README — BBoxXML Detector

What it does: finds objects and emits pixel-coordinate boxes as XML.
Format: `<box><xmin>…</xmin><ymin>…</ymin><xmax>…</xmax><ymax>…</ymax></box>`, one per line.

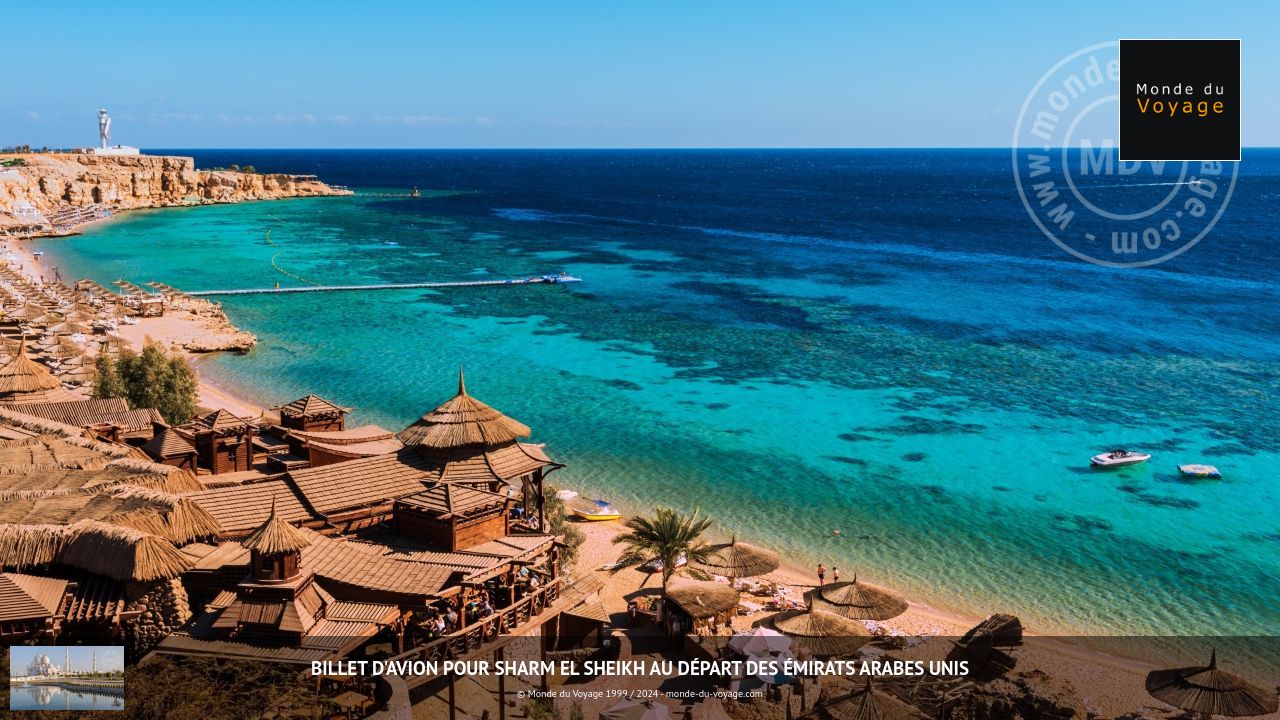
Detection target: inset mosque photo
<box><xmin>8</xmin><ymin>646</ymin><xmax>125</xmax><ymax>711</ymax></box>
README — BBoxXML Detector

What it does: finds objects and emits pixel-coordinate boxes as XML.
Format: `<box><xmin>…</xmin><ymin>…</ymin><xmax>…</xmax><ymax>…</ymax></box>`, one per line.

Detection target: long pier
<box><xmin>183</xmin><ymin>275</ymin><xmax>581</xmax><ymax>297</ymax></box>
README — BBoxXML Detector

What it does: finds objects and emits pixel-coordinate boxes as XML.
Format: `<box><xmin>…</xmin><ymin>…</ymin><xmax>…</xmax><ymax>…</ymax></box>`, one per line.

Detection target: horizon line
<box><xmin>117</xmin><ymin>146</ymin><xmax>1278</xmax><ymax>152</ymax></box>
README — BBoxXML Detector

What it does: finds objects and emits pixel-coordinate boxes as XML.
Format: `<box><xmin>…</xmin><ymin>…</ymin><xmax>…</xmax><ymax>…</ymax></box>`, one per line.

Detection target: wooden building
<box><xmin>176</xmin><ymin>409</ymin><xmax>256</xmax><ymax>475</ymax></box>
<box><xmin>141</xmin><ymin>424</ymin><xmax>198</xmax><ymax>471</ymax></box>
<box><xmin>397</xmin><ymin>370</ymin><xmax>562</xmax><ymax>529</ymax></box>
<box><xmin>393</xmin><ymin>484</ymin><xmax>510</xmax><ymax>551</ymax></box>
<box><xmin>276</xmin><ymin>394</ymin><xmax>351</xmax><ymax>434</ymax></box>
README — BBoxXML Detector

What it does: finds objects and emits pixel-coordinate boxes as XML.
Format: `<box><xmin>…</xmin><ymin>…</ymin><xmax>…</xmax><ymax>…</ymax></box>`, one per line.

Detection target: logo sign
<box><xmin>1013</xmin><ymin>42</ymin><xmax>1238</xmax><ymax>268</ymax></box>
<box><xmin>1119</xmin><ymin>39</ymin><xmax>1241</xmax><ymax>162</ymax></box>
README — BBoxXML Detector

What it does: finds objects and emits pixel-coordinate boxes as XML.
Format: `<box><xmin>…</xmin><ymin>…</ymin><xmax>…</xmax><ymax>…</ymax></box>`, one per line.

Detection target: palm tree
<box><xmin>611</xmin><ymin>507</ymin><xmax>714</xmax><ymax>596</ymax></box>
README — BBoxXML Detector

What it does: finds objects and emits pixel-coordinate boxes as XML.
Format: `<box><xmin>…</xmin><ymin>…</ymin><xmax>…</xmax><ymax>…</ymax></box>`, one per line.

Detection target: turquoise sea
<box><xmin>34</xmin><ymin>150</ymin><xmax>1280</xmax><ymax>640</ymax></box>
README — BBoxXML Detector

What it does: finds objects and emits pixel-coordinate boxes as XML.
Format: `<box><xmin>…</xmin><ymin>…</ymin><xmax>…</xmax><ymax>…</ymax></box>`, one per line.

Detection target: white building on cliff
<box><xmin>89</xmin><ymin>108</ymin><xmax>140</xmax><ymax>156</ymax></box>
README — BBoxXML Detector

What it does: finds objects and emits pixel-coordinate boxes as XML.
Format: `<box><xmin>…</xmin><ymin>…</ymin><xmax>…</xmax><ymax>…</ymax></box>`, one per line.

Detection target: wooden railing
<box><xmin>392</xmin><ymin>577</ymin><xmax>563</xmax><ymax>675</ymax></box>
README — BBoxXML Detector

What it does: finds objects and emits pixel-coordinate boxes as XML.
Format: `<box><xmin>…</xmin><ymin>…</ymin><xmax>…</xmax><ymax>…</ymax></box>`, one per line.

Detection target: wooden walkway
<box><xmin>184</xmin><ymin>275</ymin><xmax>582</xmax><ymax>297</ymax></box>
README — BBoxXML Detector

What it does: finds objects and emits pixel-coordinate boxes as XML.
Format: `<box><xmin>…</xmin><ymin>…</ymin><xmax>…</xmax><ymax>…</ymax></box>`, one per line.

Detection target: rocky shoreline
<box><xmin>0</xmin><ymin>152</ymin><xmax>350</xmax><ymax>237</ymax></box>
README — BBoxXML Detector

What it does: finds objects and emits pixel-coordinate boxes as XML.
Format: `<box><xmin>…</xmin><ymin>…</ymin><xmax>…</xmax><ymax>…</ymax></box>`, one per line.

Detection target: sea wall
<box><xmin>0</xmin><ymin>152</ymin><xmax>350</xmax><ymax>235</ymax></box>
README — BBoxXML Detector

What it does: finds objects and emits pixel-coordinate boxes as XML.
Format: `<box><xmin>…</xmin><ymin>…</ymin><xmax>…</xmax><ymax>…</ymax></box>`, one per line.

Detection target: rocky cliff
<box><xmin>0</xmin><ymin>152</ymin><xmax>350</xmax><ymax>235</ymax></box>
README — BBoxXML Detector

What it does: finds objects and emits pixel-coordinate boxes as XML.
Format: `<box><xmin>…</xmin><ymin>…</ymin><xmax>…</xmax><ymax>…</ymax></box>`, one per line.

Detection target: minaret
<box><xmin>93</xmin><ymin>649</ymin><xmax>96</xmax><ymax>674</ymax></box>
<box><xmin>65</xmin><ymin>647</ymin><xmax>70</xmax><ymax>675</ymax></box>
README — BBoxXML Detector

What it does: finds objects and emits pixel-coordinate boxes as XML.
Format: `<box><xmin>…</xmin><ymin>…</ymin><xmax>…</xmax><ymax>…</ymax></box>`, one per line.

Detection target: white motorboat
<box><xmin>1090</xmin><ymin>449</ymin><xmax>1151</xmax><ymax>468</ymax></box>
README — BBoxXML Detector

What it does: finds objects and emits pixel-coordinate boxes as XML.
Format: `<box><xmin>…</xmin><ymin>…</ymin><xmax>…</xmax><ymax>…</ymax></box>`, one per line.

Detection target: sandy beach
<box><xmin>7</xmin><ymin>237</ymin><xmax>272</xmax><ymax>420</ymax></box>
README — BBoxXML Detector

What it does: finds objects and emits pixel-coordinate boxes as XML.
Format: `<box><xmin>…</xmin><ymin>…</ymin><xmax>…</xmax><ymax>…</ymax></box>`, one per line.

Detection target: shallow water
<box><xmin>36</xmin><ymin>149</ymin><xmax>1280</xmax><ymax>638</ymax></box>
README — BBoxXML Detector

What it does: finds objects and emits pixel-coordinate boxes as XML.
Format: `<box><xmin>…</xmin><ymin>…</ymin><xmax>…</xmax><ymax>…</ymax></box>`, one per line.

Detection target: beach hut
<box><xmin>0</xmin><ymin>339</ymin><xmax>77</xmax><ymax>404</ymax></box>
<box><xmin>1145</xmin><ymin>649</ymin><xmax>1278</xmax><ymax>718</ymax></box>
<box><xmin>276</xmin><ymin>393</ymin><xmax>351</xmax><ymax>434</ymax></box>
<box><xmin>178</xmin><ymin>409</ymin><xmax>257</xmax><ymax>474</ymax></box>
<box><xmin>804</xmin><ymin>679</ymin><xmax>925</xmax><ymax>720</ymax></box>
<box><xmin>397</xmin><ymin>369</ymin><xmax>562</xmax><ymax>528</ymax></box>
<box><xmin>141</xmin><ymin>424</ymin><xmax>199</xmax><ymax>472</ymax></box>
<box><xmin>770</xmin><ymin>604</ymin><xmax>872</xmax><ymax>657</ymax></box>
<box><xmin>664</xmin><ymin>580</ymin><xmax>741</xmax><ymax>635</ymax></box>
<box><xmin>691</xmin><ymin>536</ymin><xmax>780</xmax><ymax>579</ymax></box>
<box><xmin>808</xmin><ymin>575</ymin><xmax>908</xmax><ymax>621</ymax></box>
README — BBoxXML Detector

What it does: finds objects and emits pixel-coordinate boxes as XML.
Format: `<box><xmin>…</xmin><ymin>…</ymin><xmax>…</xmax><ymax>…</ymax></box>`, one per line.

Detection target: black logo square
<box><xmin>1119</xmin><ymin>39</ymin><xmax>1240</xmax><ymax>161</ymax></box>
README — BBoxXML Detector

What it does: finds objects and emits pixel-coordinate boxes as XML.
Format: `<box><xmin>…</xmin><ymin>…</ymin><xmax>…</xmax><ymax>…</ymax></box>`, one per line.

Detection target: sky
<box><xmin>2</xmin><ymin>1</ymin><xmax>1276</xmax><ymax>148</ymax></box>
<box><xmin>10</xmin><ymin>646</ymin><xmax>125</xmax><ymax>676</ymax></box>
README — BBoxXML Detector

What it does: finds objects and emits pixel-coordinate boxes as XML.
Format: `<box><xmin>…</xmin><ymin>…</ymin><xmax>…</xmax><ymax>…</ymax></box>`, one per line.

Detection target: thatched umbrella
<box><xmin>770</xmin><ymin>604</ymin><xmax>872</xmax><ymax>657</ymax></box>
<box><xmin>1146</xmin><ymin>650</ymin><xmax>1278</xmax><ymax>718</ymax></box>
<box><xmin>0</xmin><ymin>338</ymin><xmax>76</xmax><ymax>403</ymax></box>
<box><xmin>692</xmin><ymin>536</ymin><xmax>780</xmax><ymax>578</ymax></box>
<box><xmin>805</xmin><ymin>679</ymin><xmax>926</xmax><ymax>720</ymax></box>
<box><xmin>56</xmin><ymin>365</ymin><xmax>96</xmax><ymax>385</ymax></box>
<box><xmin>666</xmin><ymin>580</ymin><xmax>741</xmax><ymax>619</ymax></box>
<box><xmin>48</xmin><ymin>320</ymin><xmax>92</xmax><ymax>335</ymax></box>
<box><xmin>398</xmin><ymin>368</ymin><xmax>531</xmax><ymax>448</ymax></box>
<box><xmin>808</xmin><ymin>575</ymin><xmax>909</xmax><ymax>621</ymax></box>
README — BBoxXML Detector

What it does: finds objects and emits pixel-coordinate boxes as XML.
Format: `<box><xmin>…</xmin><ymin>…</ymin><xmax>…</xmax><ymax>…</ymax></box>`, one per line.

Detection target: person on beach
<box><xmin>833</xmin><ymin>566</ymin><xmax>840</xmax><ymax>583</ymax></box>
<box><xmin>817</xmin><ymin>563</ymin><xmax>826</xmax><ymax>584</ymax></box>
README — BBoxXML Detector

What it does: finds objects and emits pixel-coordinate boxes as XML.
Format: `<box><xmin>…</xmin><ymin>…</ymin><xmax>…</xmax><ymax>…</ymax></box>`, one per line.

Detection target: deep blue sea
<box><xmin>35</xmin><ymin>149</ymin><xmax>1280</xmax><ymax>639</ymax></box>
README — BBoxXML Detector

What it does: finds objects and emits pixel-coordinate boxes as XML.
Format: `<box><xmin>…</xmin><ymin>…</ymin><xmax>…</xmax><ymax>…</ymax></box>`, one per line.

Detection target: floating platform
<box><xmin>182</xmin><ymin>274</ymin><xmax>582</xmax><ymax>297</ymax></box>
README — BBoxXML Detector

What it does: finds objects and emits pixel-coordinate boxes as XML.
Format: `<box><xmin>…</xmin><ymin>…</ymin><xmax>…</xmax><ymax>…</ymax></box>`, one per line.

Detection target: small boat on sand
<box><xmin>1178</xmin><ymin>464</ymin><xmax>1222</xmax><ymax>478</ymax></box>
<box><xmin>572</xmin><ymin>499</ymin><xmax>622</xmax><ymax>522</ymax></box>
<box><xmin>1091</xmin><ymin>449</ymin><xmax>1151</xmax><ymax>468</ymax></box>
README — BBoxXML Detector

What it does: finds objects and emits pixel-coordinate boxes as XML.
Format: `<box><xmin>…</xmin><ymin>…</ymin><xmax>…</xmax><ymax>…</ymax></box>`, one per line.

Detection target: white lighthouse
<box><xmin>91</xmin><ymin>108</ymin><xmax>140</xmax><ymax>156</ymax></box>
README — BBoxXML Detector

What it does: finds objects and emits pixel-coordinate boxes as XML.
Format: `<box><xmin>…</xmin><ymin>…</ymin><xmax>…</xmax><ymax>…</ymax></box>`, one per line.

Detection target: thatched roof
<box><xmin>0</xmin><ymin>521</ymin><xmax>191</xmax><ymax>582</ymax></box>
<box><xmin>0</xmin><ymin>434</ymin><xmax>113</xmax><ymax>471</ymax></box>
<box><xmin>103</xmin><ymin>488</ymin><xmax>223</xmax><ymax>543</ymax></box>
<box><xmin>0</xmin><ymin>479</ymin><xmax>218</xmax><ymax>543</ymax></box>
<box><xmin>805</xmin><ymin>679</ymin><xmax>925</xmax><ymax>720</ymax></box>
<box><xmin>0</xmin><ymin>338</ymin><xmax>68</xmax><ymax>402</ymax></box>
<box><xmin>666</xmin><ymin>581</ymin><xmax>741</xmax><ymax>619</ymax></box>
<box><xmin>957</xmin><ymin>613</ymin><xmax>1023</xmax><ymax>649</ymax></box>
<box><xmin>1145</xmin><ymin>650</ymin><xmax>1279</xmax><ymax>717</ymax></box>
<box><xmin>769</xmin><ymin>605</ymin><xmax>872</xmax><ymax>657</ymax></box>
<box><xmin>240</xmin><ymin>499</ymin><xmax>311</xmax><ymax>555</ymax></box>
<box><xmin>397</xmin><ymin>369</ymin><xmax>531</xmax><ymax>449</ymax></box>
<box><xmin>692</xmin><ymin>537</ymin><xmax>780</xmax><ymax>578</ymax></box>
<box><xmin>809</xmin><ymin>576</ymin><xmax>909</xmax><ymax>621</ymax></box>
